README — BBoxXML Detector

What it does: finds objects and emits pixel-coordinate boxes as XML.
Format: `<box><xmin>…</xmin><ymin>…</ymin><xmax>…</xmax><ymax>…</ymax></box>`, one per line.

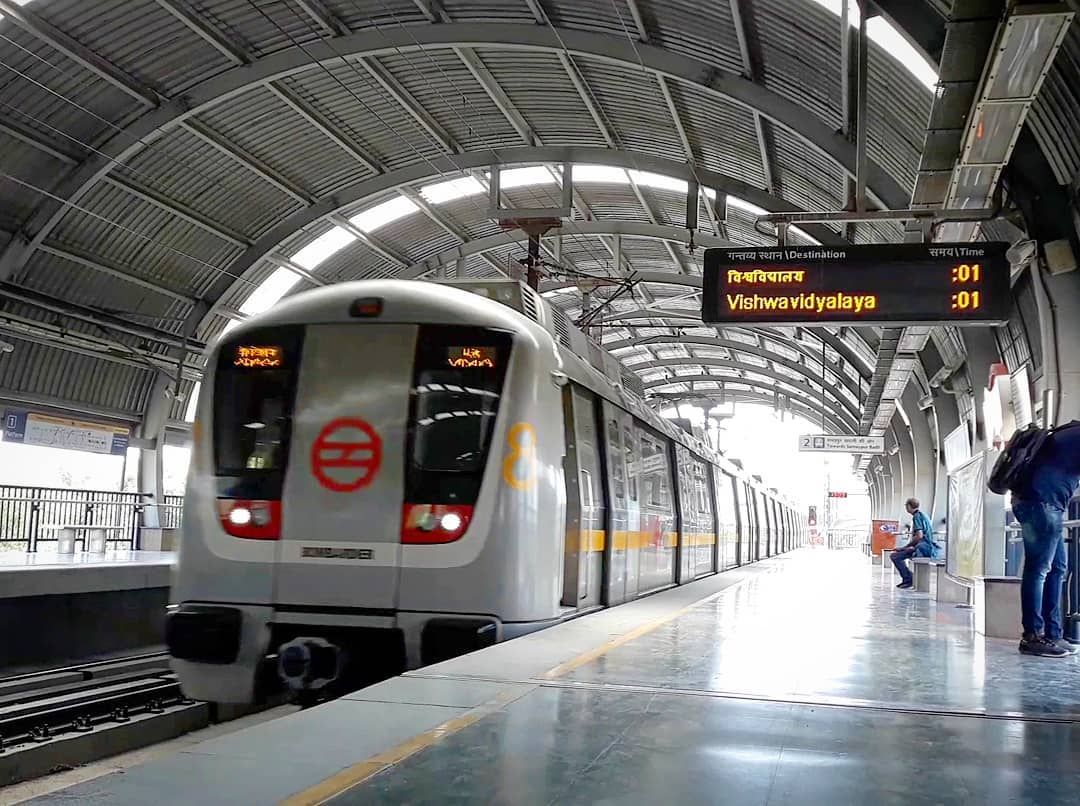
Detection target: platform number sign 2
<box><xmin>502</xmin><ymin>423</ymin><xmax>538</xmax><ymax>491</ymax></box>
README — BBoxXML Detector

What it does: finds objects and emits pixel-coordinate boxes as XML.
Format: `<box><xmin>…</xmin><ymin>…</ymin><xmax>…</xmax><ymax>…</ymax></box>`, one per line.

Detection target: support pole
<box><xmin>855</xmin><ymin>0</ymin><xmax>869</xmax><ymax>214</ymax></box>
<box><xmin>526</xmin><ymin>233</ymin><xmax>541</xmax><ymax>290</ymax></box>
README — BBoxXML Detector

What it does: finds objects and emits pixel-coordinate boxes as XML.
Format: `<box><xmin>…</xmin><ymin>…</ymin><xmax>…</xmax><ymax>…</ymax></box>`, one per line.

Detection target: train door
<box><xmin>765</xmin><ymin>499</ymin><xmax>775</xmax><ymax>558</ymax></box>
<box><xmin>675</xmin><ymin>445</ymin><xmax>694</xmax><ymax>584</ymax></box>
<box><xmin>560</xmin><ymin>385</ymin><xmax>605</xmax><ymax>610</ymax></box>
<box><xmin>696</xmin><ymin>458</ymin><xmax>718</xmax><ymax>578</ymax></box>
<box><xmin>637</xmin><ymin>428</ymin><xmax>677</xmax><ymax>593</ymax></box>
<box><xmin>622</xmin><ymin>419</ymin><xmax>642</xmax><ymax>600</ymax></box>
<box><xmin>714</xmin><ymin>470</ymin><xmax>738</xmax><ymax>571</ymax></box>
<box><xmin>738</xmin><ymin>482</ymin><xmax>753</xmax><ymax>564</ymax></box>
<box><xmin>600</xmin><ymin>401</ymin><xmax>630</xmax><ymax>606</ymax></box>
<box><xmin>682</xmin><ymin>454</ymin><xmax>715</xmax><ymax>580</ymax></box>
<box><xmin>753</xmin><ymin>490</ymin><xmax>766</xmax><ymax>562</ymax></box>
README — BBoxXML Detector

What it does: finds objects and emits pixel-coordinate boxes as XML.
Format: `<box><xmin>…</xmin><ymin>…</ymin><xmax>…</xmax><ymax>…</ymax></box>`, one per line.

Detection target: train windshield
<box><xmin>213</xmin><ymin>326</ymin><xmax>304</xmax><ymax>475</ymax></box>
<box><xmin>408</xmin><ymin>326</ymin><xmax>512</xmax><ymax>500</ymax></box>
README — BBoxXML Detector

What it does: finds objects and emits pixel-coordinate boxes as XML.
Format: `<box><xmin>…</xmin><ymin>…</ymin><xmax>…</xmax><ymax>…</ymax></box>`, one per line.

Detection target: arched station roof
<box><xmin>0</xmin><ymin>0</ymin><xmax>1074</xmax><ymax>455</ymax></box>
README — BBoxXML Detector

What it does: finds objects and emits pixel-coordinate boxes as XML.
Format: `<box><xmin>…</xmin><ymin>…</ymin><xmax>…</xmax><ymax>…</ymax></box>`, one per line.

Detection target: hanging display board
<box><xmin>702</xmin><ymin>242</ymin><xmax>1010</xmax><ymax>326</ymax></box>
<box><xmin>2</xmin><ymin>409</ymin><xmax>130</xmax><ymax>456</ymax></box>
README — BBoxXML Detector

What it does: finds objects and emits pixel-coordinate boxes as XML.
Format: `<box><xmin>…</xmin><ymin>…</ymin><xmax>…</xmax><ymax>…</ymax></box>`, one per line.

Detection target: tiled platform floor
<box><xmin>20</xmin><ymin>550</ymin><xmax>1080</xmax><ymax>805</ymax></box>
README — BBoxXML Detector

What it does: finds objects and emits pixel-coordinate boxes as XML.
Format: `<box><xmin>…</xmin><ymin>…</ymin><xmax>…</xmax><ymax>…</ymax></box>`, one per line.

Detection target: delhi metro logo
<box><xmin>310</xmin><ymin>418</ymin><xmax>383</xmax><ymax>492</ymax></box>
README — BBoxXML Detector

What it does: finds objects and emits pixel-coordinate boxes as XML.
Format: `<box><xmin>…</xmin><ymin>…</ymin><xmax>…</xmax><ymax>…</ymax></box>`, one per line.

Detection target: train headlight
<box><xmin>228</xmin><ymin>507</ymin><xmax>252</xmax><ymax>526</ymax></box>
<box><xmin>402</xmin><ymin>504</ymin><xmax>473</xmax><ymax>544</ymax></box>
<box><xmin>217</xmin><ymin>498</ymin><xmax>282</xmax><ymax>540</ymax></box>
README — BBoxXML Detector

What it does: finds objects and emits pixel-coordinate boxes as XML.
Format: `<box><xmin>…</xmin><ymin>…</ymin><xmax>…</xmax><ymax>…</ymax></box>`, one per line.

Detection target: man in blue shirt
<box><xmin>890</xmin><ymin>498</ymin><xmax>939</xmax><ymax>589</ymax></box>
<box><xmin>1012</xmin><ymin>422</ymin><xmax>1080</xmax><ymax>658</ymax></box>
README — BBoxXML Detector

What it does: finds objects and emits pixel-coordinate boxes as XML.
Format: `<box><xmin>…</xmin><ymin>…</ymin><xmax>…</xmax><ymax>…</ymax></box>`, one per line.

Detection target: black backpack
<box><xmin>987</xmin><ymin>421</ymin><xmax>1078</xmax><ymax>495</ymax></box>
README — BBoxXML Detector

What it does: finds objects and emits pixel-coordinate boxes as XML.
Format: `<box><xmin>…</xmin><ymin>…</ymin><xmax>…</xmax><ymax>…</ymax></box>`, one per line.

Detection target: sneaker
<box><xmin>1019</xmin><ymin>636</ymin><xmax>1069</xmax><ymax>657</ymax></box>
<box><xmin>1045</xmin><ymin>638</ymin><xmax>1078</xmax><ymax>656</ymax></box>
<box><xmin>897</xmin><ymin>582</ymin><xmax>913</xmax><ymax>590</ymax></box>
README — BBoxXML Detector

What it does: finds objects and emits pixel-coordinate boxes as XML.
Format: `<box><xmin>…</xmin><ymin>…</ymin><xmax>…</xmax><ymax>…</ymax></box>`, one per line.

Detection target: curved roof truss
<box><xmin>646</xmin><ymin>376</ymin><xmax>856</xmax><ymax>434</ymax></box>
<box><xmin>632</xmin><ymin>358</ymin><xmax>861</xmax><ymax>422</ymax></box>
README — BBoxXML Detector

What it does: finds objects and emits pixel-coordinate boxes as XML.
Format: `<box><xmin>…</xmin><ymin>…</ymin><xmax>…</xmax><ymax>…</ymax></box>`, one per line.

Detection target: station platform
<box><xmin>0</xmin><ymin>551</ymin><xmax>173</xmax><ymax>671</ymax></box>
<box><xmin>17</xmin><ymin>549</ymin><xmax>1080</xmax><ymax>805</ymax></box>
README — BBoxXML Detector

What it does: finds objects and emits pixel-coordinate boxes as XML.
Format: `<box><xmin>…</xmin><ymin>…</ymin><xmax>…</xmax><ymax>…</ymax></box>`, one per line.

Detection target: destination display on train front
<box><xmin>702</xmin><ymin>242</ymin><xmax>1010</xmax><ymax>326</ymax></box>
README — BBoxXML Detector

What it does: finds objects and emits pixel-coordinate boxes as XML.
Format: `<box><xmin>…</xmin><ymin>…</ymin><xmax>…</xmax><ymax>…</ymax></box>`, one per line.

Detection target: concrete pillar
<box><xmin>137</xmin><ymin>371</ymin><xmax>174</xmax><ymax>534</ymax></box>
<box><xmin>893</xmin><ymin>420</ymin><xmax>915</xmax><ymax>516</ymax></box>
<box><xmin>1042</xmin><ymin>267</ymin><xmax>1080</xmax><ymax>423</ymax></box>
<box><xmin>901</xmin><ymin>387</ymin><xmax>937</xmax><ymax>520</ymax></box>
<box><xmin>960</xmin><ymin>327</ymin><xmax>1002</xmax><ymax>454</ymax></box>
<box><xmin>886</xmin><ymin>450</ymin><xmax>902</xmax><ymax>521</ymax></box>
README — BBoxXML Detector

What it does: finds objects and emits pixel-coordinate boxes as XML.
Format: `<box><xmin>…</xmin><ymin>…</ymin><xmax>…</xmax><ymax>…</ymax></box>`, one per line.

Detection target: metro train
<box><xmin>166</xmin><ymin>279</ymin><xmax>805</xmax><ymax>704</ymax></box>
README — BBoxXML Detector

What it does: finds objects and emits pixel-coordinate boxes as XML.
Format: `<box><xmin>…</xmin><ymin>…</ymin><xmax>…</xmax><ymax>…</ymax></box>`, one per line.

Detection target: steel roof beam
<box><xmin>4</xmin><ymin>22</ymin><xmax>907</xmax><ymax>283</ymax></box>
<box><xmin>413</xmin><ymin>0</ymin><xmax>450</xmax><ymax>24</ymax></box>
<box><xmin>729</xmin><ymin>0</ymin><xmax>776</xmax><ymax>196</ymax></box>
<box><xmin>0</xmin><ymin>312</ymin><xmax>203</xmax><ymax>380</ymax></box>
<box><xmin>455</xmin><ymin>47</ymin><xmax>537</xmax><ymax>145</ymax></box>
<box><xmin>652</xmin><ymin>387</ymin><xmax>852</xmax><ymax>436</ymax></box>
<box><xmin>0</xmin><ymin>282</ymin><xmax>205</xmax><ymax>351</ymax></box>
<box><xmin>558</xmin><ymin>52</ymin><xmax>614</xmax><ymax>148</ymax></box>
<box><xmin>152</xmin><ymin>0</ymin><xmax>249</xmax><ymax>66</ymax></box>
<box><xmin>634</xmin><ymin>357</ymin><xmax>860</xmax><ymax>420</ymax></box>
<box><xmin>180</xmin><ymin>120</ymin><xmax>314</xmax><ymax>206</ymax></box>
<box><xmin>644</xmin><ymin>375</ymin><xmax>858</xmax><ymax>433</ymax></box>
<box><xmin>37</xmin><ymin>243</ymin><xmax>197</xmax><ymax>305</ymax></box>
<box><xmin>624</xmin><ymin>0</ymin><xmax>650</xmax><ymax>42</ymax></box>
<box><xmin>607</xmin><ymin>334</ymin><xmax>862</xmax><ymax>399</ymax></box>
<box><xmin>399</xmin><ymin>188</ymin><xmax>504</xmax><ymax>275</ymax></box>
<box><xmin>404</xmin><ymin>222</ymin><xmax>733</xmax><ymax>279</ymax></box>
<box><xmin>0</xmin><ymin>119</ymin><xmax>79</xmax><ymax>165</ymax></box>
<box><xmin>291</xmin><ymin>0</ymin><xmax>349</xmax><ymax>37</ymax></box>
<box><xmin>263</xmin><ymin>253</ymin><xmax>328</xmax><ymax>286</ymax></box>
<box><xmin>265</xmin><ymin>82</ymin><xmax>383</xmax><ymax>173</ymax></box>
<box><xmin>327</xmin><ymin>214</ymin><xmax>411</xmax><ymax>269</ymax></box>
<box><xmin>101</xmin><ymin>175</ymin><xmax>251</xmax><ymax>249</ymax></box>
<box><xmin>358</xmin><ymin>58</ymin><xmax>458</xmax><ymax>153</ymax></box>
<box><xmin>0</xmin><ymin>0</ymin><xmax>159</xmax><ymax>108</ymax></box>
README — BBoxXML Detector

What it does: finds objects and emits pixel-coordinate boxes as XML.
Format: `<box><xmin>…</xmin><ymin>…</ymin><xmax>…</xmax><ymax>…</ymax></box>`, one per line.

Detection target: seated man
<box><xmin>891</xmin><ymin>498</ymin><xmax>938</xmax><ymax>589</ymax></box>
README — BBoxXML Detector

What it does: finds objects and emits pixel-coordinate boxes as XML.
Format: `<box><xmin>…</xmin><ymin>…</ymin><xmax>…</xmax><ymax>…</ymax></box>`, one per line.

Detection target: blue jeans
<box><xmin>891</xmin><ymin>542</ymin><xmax>934</xmax><ymax>585</ymax></box>
<box><xmin>1014</xmin><ymin>501</ymin><xmax>1067</xmax><ymax>640</ymax></box>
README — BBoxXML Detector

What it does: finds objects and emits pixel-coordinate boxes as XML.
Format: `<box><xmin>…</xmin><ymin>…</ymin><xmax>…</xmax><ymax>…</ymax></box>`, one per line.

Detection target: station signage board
<box><xmin>702</xmin><ymin>242</ymin><xmax>1010</xmax><ymax>326</ymax></box>
<box><xmin>798</xmin><ymin>434</ymin><xmax>885</xmax><ymax>454</ymax></box>
<box><xmin>2</xmin><ymin>409</ymin><xmax>130</xmax><ymax>456</ymax></box>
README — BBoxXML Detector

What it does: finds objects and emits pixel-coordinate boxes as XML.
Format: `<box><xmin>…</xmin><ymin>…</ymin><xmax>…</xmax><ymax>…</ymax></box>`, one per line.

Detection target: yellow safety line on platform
<box><xmin>282</xmin><ymin>567</ymin><xmax>755</xmax><ymax>804</ymax></box>
<box><xmin>279</xmin><ymin>686</ymin><xmax>536</xmax><ymax>806</ymax></box>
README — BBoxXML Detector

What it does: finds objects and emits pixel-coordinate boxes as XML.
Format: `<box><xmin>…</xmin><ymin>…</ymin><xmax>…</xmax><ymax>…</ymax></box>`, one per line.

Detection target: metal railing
<box><xmin>0</xmin><ymin>485</ymin><xmax>184</xmax><ymax>552</ymax></box>
<box><xmin>826</xmin><ymin>529</ymin><xmax>866</xmax><ymax>550</ymax></box>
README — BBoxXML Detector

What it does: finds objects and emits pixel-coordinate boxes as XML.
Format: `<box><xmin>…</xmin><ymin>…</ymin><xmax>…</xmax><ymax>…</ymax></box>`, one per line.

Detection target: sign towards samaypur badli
<box><xmin>798</xmin><ymin>435</ymin><xmax>886</xmax><ymax>454</ymax></box>
<box><xmin>701</xmin><ymin>242</ymin><xmax>1010</xmax><ymax>327</ymax></box>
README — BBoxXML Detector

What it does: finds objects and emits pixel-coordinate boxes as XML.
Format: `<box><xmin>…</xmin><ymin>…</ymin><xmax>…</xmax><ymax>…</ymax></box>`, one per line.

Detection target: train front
<box><xmin>164</xmin><ymin>282</ymin><xmax>564</xmax><ymax>704</ymax></box>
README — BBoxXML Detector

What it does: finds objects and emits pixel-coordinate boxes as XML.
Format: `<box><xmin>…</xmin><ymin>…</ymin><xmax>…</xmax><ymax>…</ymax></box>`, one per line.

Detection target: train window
<box><xmin>407</xmin><ymin>326</ymin><xmax>512</xmax><ymax>502</ymax></box>
<box><xmin>694</xmin><ymin>461</ymin><xmax>712</xmax><ymax>521</ymax></box>
<box><xmin>623</xmin><ymin>425</ymin><xmax>639</xmax><ymax>502</ymax></box>
<box><xmin>639</xmin><ymin>432</ymin><xmax>671</xmax><ymax>508</ymax></box>
<box><xmin>608</xmin><ymin>420</ymin><xmax>626</xmax><ymax>500</ymax></box>
<box><xmin>693</xmin><ymin>461</ymin><xmax>709</xmax><ymax>515</ymax></box>
<box><xmin>213</xmin><ymin>326</ymin><xmax>304</xmax><ymax>476</ymax></box>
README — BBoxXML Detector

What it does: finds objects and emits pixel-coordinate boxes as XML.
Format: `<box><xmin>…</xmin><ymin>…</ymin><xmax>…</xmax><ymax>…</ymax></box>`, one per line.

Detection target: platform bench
<box><xmin>912</xmin><ymin>558</ymin><xmax>944</xmax><ymax>593</ymax></box>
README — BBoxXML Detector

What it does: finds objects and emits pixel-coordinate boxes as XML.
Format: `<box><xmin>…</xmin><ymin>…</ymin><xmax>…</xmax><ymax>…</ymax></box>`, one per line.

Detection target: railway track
<box><xmin>0</xmin><ymin>653</ymin><xmax>209</xmax><ymax>788</ymax></box>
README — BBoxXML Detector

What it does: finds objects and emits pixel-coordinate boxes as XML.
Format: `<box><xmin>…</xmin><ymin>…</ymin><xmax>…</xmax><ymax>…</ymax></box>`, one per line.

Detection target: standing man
<box><xmin>890</xmin><ymin>498</ymin><xmax>938</xmax><ymax>590</ymax></box>
<box><xmin>1011</xmin><ymin>422</ymin><xmax>1080</xmax><ymax>658</ymax></box>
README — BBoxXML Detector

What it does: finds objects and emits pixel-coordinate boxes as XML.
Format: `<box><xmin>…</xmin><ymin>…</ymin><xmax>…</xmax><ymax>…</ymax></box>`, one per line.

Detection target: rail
<box><xmin>0</xmin><ymin>485</ymin><xmax>184</xmax><ymax>552</ymax></box>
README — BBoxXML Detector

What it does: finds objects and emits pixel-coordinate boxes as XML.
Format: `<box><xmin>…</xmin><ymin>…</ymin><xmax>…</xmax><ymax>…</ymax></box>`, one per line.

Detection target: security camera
<box><xmin>0</xmin><ymin>340</ymin><xmax>14</xmax><ymax>354</ymax></box>
<box><xmin>1006</xmin><ymin>239</ymin><xmax>1036</xmax><ymax>269</ymax></box>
